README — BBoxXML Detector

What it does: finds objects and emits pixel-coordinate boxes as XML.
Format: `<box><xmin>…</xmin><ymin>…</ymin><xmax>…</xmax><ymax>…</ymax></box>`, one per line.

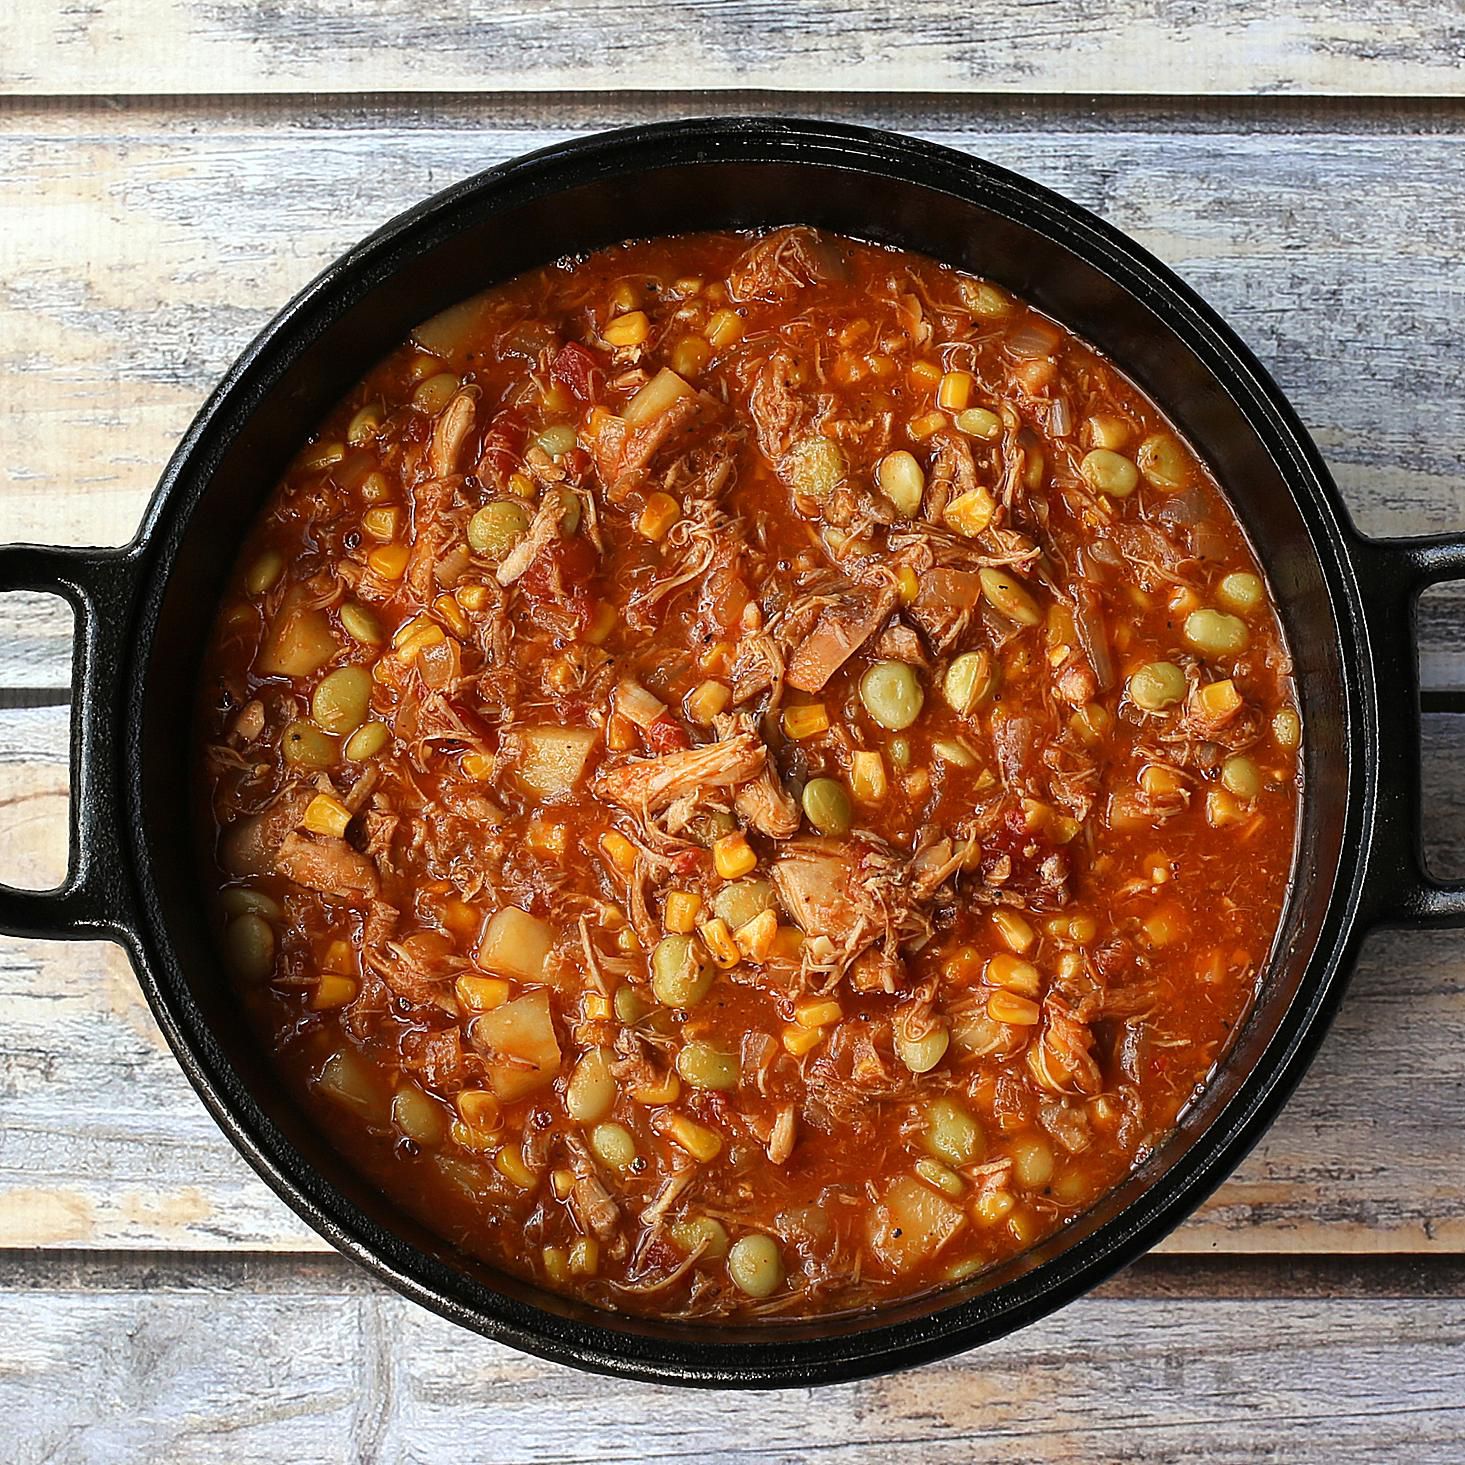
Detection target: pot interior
<box><xmin>130</xmin><ymin>131</ymin><xmax>1362</xmax><ymax>1366</ymax></box>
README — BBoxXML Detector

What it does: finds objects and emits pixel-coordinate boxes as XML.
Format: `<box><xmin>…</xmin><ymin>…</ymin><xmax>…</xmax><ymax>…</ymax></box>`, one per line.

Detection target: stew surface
<box><xmin>197</xmin><ymin>227</ymin><xmax>1301</xmax><ymax>1318</ymax></box>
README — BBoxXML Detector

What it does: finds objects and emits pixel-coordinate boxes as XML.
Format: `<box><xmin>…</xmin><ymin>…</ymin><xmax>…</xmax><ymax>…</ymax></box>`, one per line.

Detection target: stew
<box><xmin>196</xmin><ymin>227</ymin><xmax>1301</xmax><ymax>1318</ymax></box>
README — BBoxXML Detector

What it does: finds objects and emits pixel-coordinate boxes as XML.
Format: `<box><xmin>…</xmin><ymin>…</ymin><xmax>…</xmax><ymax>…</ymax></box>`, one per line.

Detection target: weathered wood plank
<box><xmin>1</xmin><ymin>699</ymin><xmax>1462</xmax><ymax>1254</ymax></box>
<box><xmin>1</xmin><ymin>1254</ymin><xmax>1462</xmax><ymax>1463</ymax></box>
<box><xmin>3</xmin><ymin>1</ymin><xmax>1464</xmax><ymax>99</ymax></box>
<box><xmin>3</xmin><ymin>100</ymin><xmax>1462</xmax><ymax>674</ymax></box>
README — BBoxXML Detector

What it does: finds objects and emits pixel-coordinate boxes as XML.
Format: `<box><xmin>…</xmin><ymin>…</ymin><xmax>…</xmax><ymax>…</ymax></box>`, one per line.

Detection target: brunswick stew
<box><xmin>197</xmin><ymin>228</ymin><xmax>1301</xmax><ymax>1318</ymax></box>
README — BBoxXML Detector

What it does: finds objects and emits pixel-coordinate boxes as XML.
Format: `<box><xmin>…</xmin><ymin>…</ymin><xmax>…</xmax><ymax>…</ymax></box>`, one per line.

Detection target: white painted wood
<box><xmin>3</xmin><ymin>0</ymin><xmax>1464</xmax><ymax>99</ymax></box>
<box><xmin>2</xmin><ymin>1256</ymin><xmax>1462</xmax><ymax>1462</ymax></box>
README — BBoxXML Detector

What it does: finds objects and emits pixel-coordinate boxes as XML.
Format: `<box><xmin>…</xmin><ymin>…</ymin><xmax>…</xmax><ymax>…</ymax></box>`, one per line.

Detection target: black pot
<box><xmin>2</xmin><ymin>117</ymin><xmax>1462</xmax><ymax>1387</ymax></box>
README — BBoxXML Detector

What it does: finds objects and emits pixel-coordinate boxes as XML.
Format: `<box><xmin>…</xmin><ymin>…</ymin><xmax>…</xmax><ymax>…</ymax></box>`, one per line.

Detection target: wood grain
<box><xmin>1</xmin><ymin>699</ymin><xmax>1463</xmax><ymax>1255</ymax></box>
<box><xmin>4</xmin><ymin>1</ymin><xmax>1465</xmax><ymax>100</ymax></box>
<box><xmin>3</xmin><ymin>99</ymin><xmax>1463</xmax><ymax>674</ymax></box>
<box><xmin>3</xmin><ymin>1254</ymin><xmax>1462</xmax><ymax>1463</ymax></box>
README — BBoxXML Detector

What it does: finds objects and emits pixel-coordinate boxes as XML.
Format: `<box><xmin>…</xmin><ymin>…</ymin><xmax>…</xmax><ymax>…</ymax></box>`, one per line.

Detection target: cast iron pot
<box><xmin>1</xmin><ymin>118</ymin><xmax>1462</xmax><ymax>1387</ymax></box>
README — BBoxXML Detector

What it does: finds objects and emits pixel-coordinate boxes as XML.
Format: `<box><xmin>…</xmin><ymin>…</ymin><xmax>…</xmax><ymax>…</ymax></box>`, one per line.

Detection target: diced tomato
<box><xmin>476</xmin><ymin>410</ymin><xmax>526</xmax><ymax>491</ymax></box>
<box><xmin>644</xmin><ymin>715</ymin><xmax>690</xmax><ymax>754</ymax></box>
<box><xmin>520</xmin><ymin>536</ymin><xmax>598</xmax><ymax>633</ymax></box>
<box><xmin>671</xmin><ymin>848</ymin><xmax>704</xmax><ymax>878</ymax></box>
<box><xmin>550</xmin><ymin>341</ymin><xmax>606</xmax><ymax>404</ymax></box>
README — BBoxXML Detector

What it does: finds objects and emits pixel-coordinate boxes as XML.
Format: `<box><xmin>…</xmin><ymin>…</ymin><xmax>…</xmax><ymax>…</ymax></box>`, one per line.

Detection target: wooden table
<box><xmin>3</xmin><ymin>8</ymin><xmax>1465</xmax><ymax>1458</ymax></box>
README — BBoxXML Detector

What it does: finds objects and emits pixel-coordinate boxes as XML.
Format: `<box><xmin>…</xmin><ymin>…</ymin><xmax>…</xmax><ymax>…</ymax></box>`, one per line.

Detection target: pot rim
<box><xmin>117</xmin><ymin>116</ymin><xmax>1378</xmax><ymax>1386</ymax></box>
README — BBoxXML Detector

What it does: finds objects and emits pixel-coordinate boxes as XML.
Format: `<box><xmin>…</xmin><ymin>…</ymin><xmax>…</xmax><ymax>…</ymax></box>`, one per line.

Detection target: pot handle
<box><xmin>0</xmin><ymin>543</ymin><xmax>141</xmax><ymax>942</ymax></box>
<box><xmin>1357</xmin><ymin>532</ymin><xmax>1465</xmax><ymax>929</ymax></box>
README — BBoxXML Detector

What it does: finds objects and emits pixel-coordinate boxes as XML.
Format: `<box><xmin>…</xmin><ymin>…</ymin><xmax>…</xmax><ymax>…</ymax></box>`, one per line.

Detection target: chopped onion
<box><xmin>1004</xmin><ymin>319</ymin><xmax>1063</xmax><ymax>360</ymax></box>
<box><xmin>615</xmin><ymin>678</ymin><xmax>667</xmax><ymax>729</ymax></box>
<box><xmin>1048</xmin><ymin>396</ymin><xmax>1072</xmax><ymax>437</ymax></box>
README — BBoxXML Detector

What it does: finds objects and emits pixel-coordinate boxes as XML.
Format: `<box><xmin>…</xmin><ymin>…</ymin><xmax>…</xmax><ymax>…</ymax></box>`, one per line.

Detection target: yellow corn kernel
<box><xmin>908</xmin><ymin>410</ymin><xmax>948</xmax><ymax>440</ymax></box>
<box><xmin>460</xmin><ymin>751</ymin><xmax>494</xmax><ymax>781</ymax></box>
<box><xmin>301</xmin><ymin>793</ymin><xmax>352</xmax><ymax>839</ymax></box>
<box><xmin>632</xmin><ymin>1070</ymin><xmax>681</xmax><ymax>1106</ymax></box>
<box><xmin>542</xmin><ymin>1246</ymin><xmax>570</xmax><ymax>1285</ymax></box>
<box><xmin>322</xmin><ymin>938</ymin><xmax>354</xmax><ymax>973</ymax></box>
<box><xmin>541</xmin><ymin>382</ymin><xmax>572</xmax><ymax>415</ymax></box>
<box><xmin>987</xmin><ymin>990</ymin><xmax>1041</xmax><ymax>1025</ymax></box>
<box><xmin>909</xmin><ymin>360</ymin><xmax>942</xmax><ymax>388</ymax></box>
<box><xmin>610</xmin><ymin>281</ymin><xmax>641</xmax><ymax>313</ymax></box>
<box><xmin>768</xmin><ymin>925</ymin><xmax>805</xmax><ymax>962</ymax></box>
<box><xmin>604</xmin><ymin>310</ymin><xmax>650</xmax><ymax>347</ymax></box>
<box><xmin>1140</xmin><ymin>764</ymin><xmax>1186</xmax><ymax>800</ymax></box>
<box><xmin>795</xmin><ymin>996</ymin><xmax>843</xmax><ymax>1029</ymax></box>
<box><xmin>975</xmin><ymin>1188</ymin><xmax>1016</xmax><ymax>1225</ymax></box>
<box><xmin>583</xmin><ymin>992</ymin><xmax>611</xmax><ymax>1022</ymax></box>
<box><xmin>687</xmin><ymin>679</ymin><xmax>732</xmax><ymax>725</ymax></box>
<box><xmin>986</xmin><ymin>953</ymin><xmax>1041</xmax><ymax>999</ymax></box>
<box><xmin>455</xmin><ymin>974</ymin><xmax>510</xmax><ymax>1013</ymax></box>
<box><xmin>781</xmin><ymin>1023</ymin><xmax>823</xmax><ymax>1057</ymax></box>
<box><xmin>706</xmin><ymin>308</ymin><xmax>744</xmax><ymax>349</ymax></box>
<box><xmin>945</xmin><ymin>487</ymin><xmax>996</xmax><ymax>538</ymax></box>
<box><xmin>457</xmin><ymin>1090</ymin><xmax>501</xmax><ymax>1130</ymax></box>
<box><xmin>397</xmin><ymin>621</ymin><xmax>447</xmax><ymax>663</ymax></box>
<box><xmin>526</xmin><ymin>816</ymin><xmax>568</xmax><ymax>858</ymax></box>
<box><xmin>391</xmin><ymin>612</ymin><xmax>432</xmax><ymax>649</ymax></box>
<box><xmin>734</xmin><ymin>908</ymin><xmax>779</xmax><ymax>964</ymax></box>
<box><xmin>1198</xmin><ymin>679</ymin><xmax>1243</xmax><ymax>719</ymax></box>
<box><xmin>849</xmin><ymin>750</ymin><xmax>888</xmax><ymax>804</ymax></box>
<box><xmin>368</xmin><ymin>543</ymin><xmax>410</xmax><ymax>580</ymax></box>
<box><xmin>455</xmin><ymin>583</ymin><xmax>489</xmax><ymax>612</ymax></box>
<box><xmin>712</xmin><ymin>832</ymin><xmax>757</xmax><ymax>880</ymax></box>
<box><xmin>938</xmin><ymin>370</ymin><xmax>974</xmax><ymax>410</ymax></box>
<box><xmin>550</xmin><ymin>1168</ymin><xmax>575</xmax><ymax>1202</ymax></box>
<box><xmin>984</xmin><ymin>912</ymin><xmax>1032</xmax><ymax>957</ymax></box>
<box><xmin>671</xmin><ymin>335</ymin><xmax>713</xmax><ymax>379</ymax></box>
<box><xmin>1206</xmin><ymin>787</ymin><xmax>1246</xmax><ymax>828</ymax></box>
<box><xmin>615</xmin><ymin>926</ymin><xmax>642</xmax><ymax>955</ymax></box>
<box><xmin>582</xmin><ymin>602</ymin><xmax>617</xmax><ymax>645</ymax></box>
<box><xmin>449</xmin><ymin>1119</ymin><xmax>496</xmax><ymax>1153</ymax></box>
<box><xmin>507</xmin><ymin>470</ymin><xmax>536</xmax><ymax>500</ymax></box>
<box><xmin>637</xmin><ymin>491</ymin><xmax>681</xmax><ymax>542</ymax></box>
<box><xmin>697</xmin><ymin>917</ymin><xmax>741</xmax><ymax>970</ymax></box>
<box><xmin>658</xmin><ymin>1112</ymin><xmax>723</xmax><ymax>1163</ymax></box>
<box><xmin>606</xmin><ymin>712</ymin><xmax>637</xmax><ymax>752</ymax></box>
<box><xmin>434</xmin><ymin>592</ymin><xmax>470</xmax><ymax>639</ymax></box>
<box><xmin>1069</xmin><ymin>913</ymin><xmax>1098</xmax><ymax>943</ymax></box>
<box><xmin>895</xmin><ymin>564</ymin><xmax>920</xmax><ymax>605</ymax></box>
<box><xmin>782</xmin><ymin>702</ymin><xmax>830</xmax><ymax>740</ymax></box>
<box><xmin>600</xmin><ymin>831</ymin><xmax>639</xmax><ymax>876</ymax></box>
<box><xmin>362</xmin><ymin>505</ymin><xmax>401</xmax><ymax>541</ymax></box>
<box><xmin>569</xmin><ymin>1237</ymin><xmax>600</xmax><ymax>1276</ymax></box>
<box><xmin>663</xmin><ymin>890</ymin><xmax>703</xmax><ymax>935</ymax></box>
<box><xmin>699</xmin><ymin>640</ymin><xmax>734</xmax><ymax>677</ymax></box>
<box><xmin>495</xmin><ymin>1144</ymin><xmax>536</xmax><ymax>1191</ymax></box>
<box><xmin>310</xmin><ymin>973</ymin><xmax>358</xmax><ymax>1010</ymax></box>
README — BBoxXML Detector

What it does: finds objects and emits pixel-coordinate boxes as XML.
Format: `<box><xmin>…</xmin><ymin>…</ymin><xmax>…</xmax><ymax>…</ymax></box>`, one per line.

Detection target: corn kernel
<box><xmin>461</xmin><ymin>751</ymin><xmax>494</xmax><ymax>780</ymax></box>
<box><xmin>632</xmin><ymin>1071</ymin><xmax>681</xmax><ymax>1106</ymax></box>
<box><xmin>607</xmin><ymin>711</ymin><xmax>637</xmax><ymax>752</ymax></box>
<box><xmin>909</xmin><ymin>410</ymin><xmax>948</xmax><ymax>440</ymax></box>
<box><xmin>550</xmin><ymin>1168</ymin><xmax>575</xmax><ymax>1201</ymax></box>
<box><xmin>895</xmin><ymin>564</ymin><xmax>920</xmax><ymax>604</ymax></box>
<box><xmin>706</xmin><ymin>308</ymin><xmax>744</xmax><ymax>349</ymax></box>
<box><xmin>671</xmin><ymin>336</ymin><xmax>713</xmax><ymax>379</ymax></box>
<box><xmin>604</xmin><ymin>310</ymin><xmax>650</xmax><ymax>347</ymax></box>
<box><xmin>782</xmin><ymin>1024</ymin><xmax>823</xmax><ymax>1057</ymax></box>
<box><xmin>687</xmin><ymin>679</ymin><xmax>732</xmax><ymax>725</ymax></box>
<box><xmin>663</xmin><ymin>890</ymin><xmax>703</xmax><ymax>935</ymax></box>
<box><xmin>768</xmin><ymin>925</ymin><xmax>805</xmax><ymax>962</ymax></box>
<box><xmin>507</xmin><ymin>470</ymin><xmax>536</xmax><ymax>499</ymax></box>
<box><xmin>986</xmin><ymin>953</ymin><xmax>1041</xmax><ymax>999</ymax></box>
<box><xmin>455</xmin><ymin>583</ymin><xmax>489</xmax><ymax>612</ymax></box>
<box><xmin>975</xmin><ymin>1189</ymin><xmax>1016</xmax><ymax>1225</ymax></box>
<box><xmin>657</xmin><ymin>1112</ymin><xmax>723</xmax><ymax>1162</ymax></box>
<box><xmin>987</xmin><ymin>990</ymin><xmax>1041</xmax><ymax>1025</ymax></box>
<box><xmin>433</xmin><ymin>592</ymin><xmax>470</xmax><ymax>639</ymax></box>
<box><xmin>455</xmin><ymin>974</ymin><xmax>510</xmax><ymax>1013</ymax></box>
<box><xmin>322</xmin><ymin>938</ymin><xmax>354</xmax><ymax>973</ymax></box>
<box><xmin>610</xmin><ymin>281</ymin><xmax>641</xmax><ymax>313</ymax></box>
<box><xmin>362</xmin><ymin>506</ymin><xmax>401</xmax><ymax>541</ymax></box>
<box><xmin>697</xmin><ymin>917</ymin><xmax>741</xmax><ymax>969</ymax></box>
<box><xmin>495</xmin><ymin>1145</ymin><xmax>536</xmax><ymax>1191</ymax></box>
<box><xmin>1206</xmin><ymin>787</ymin><xmax>1245</xmax><ymax>828</ymax></box>
<box><xmin>945</xmin><ymin>487</ymin><xmax>996</xmax><ymax>538</ymax></box>
<box><xmin>457</xmin><ymin>1091</ymin><xmax>501</xmax><ymax>1131</ymax></box>
<box><xmin>600</xmin><ymin>831</ymin><xmax>639</xmax><ymax>876</ymax></box>
<box><xmin>310</xmin><ymin>973</ymin><xmax>358</xmax><ymax>1010</ymax></box>
<box><xmin>542</xmin><ymin>1246</ymin><xmax>570</xmax><ymax>1285</ymax></box>
<box><xmin>368</xmin><ymin>543</ymin><xmax>410</xmax><ymax>580</ymax></box>
<box><xmin>795</xmin><ymin>996</ymin><xmax>843</xmax><ymax>1029</ymax></box>
<box><xmin>637</xmin><ymin>491</ymin><xmax>682</xmax><ymax>542</ymax></box>
<box><xmin>938</xmin><ymin>370</ymin><xmax>974</xmax><ymax>410</ymax></box>
<box><xmin>712</xmin><ymin>831</ymin><xmax>757</xmax><ymax>880</ymax></box>
<box><xmin>1198</xmin><ymin>679</ymin><xmax>1243</xmax><ymax>719</ymax></box>
<box><xmin>699</xmin><ymin>639</ymin><xmax>734</xmax><ymax>676</ymax></box>
<box><xmin>449</xmin><ymin>1119</ymin><xmax>496</xmax><ymax>1152</ymax></box>
<box><xmin>991</xmin><ymin>909</ymin><xmax>1035</xmax><ymax>955</ymax></box>
<box><xmin>734</xmin><ymin>908</ymin><xmax>779</xmax><ymax>964</ymax></box>
<box><xmin>782</xmin><ymin>702</ymin><xmax>830</xmax><ymax>740</ymax></box>
<box><xmin>569</xmin><ymin>1237</ymin><xmax>600</xmax><ymax>1276</ymax></box>
<box><xmin>909</xmin><ymin>360</ymin><xmax>942</xmax><ymax>388</ymax></box>
<box><xmin>301</xmin><ymin>793</ymin><xmax>352</xmax><ymax>839</ymax></box>
<box><xmin>1140</xmin><ymin>764</ymin><xmax>1186</xmax><ymax>800</ymax></box>
<box><xmin>849</xmin><ymin>749</ymin><xmax>888</xmax><ymax>803</ymax></box>
<box><xmin>1069</xmin><ymin>913</ymin><xmax>1098</xmax><ymax>943</ymax></box>
<box><xmin>616</xmin><ymin>926</ymin><xmax>642</xmax><ymax>955</ymax></box>
<box><xmin>582</xmin><ymin>602</ymin><xmax>617</xmax><ymax>645</ymax></box>
<box><xmin>583</xmin><ymin>992</ymin><xmax>611</xmax><ymax>1022</ymax></box>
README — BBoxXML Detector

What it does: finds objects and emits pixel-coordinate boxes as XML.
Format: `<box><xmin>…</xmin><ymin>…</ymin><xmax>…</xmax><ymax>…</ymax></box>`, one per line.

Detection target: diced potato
<box><xmin>476</xmin><ymin>906</ymin><xmax>555</xmax><ymax>982</ymax></box>
<box><xmin>315</xmin><ymin>1048</ymin><xmax>389</xmax><ymax>1123</ymax></box>
<box><xmin>256</xmin><ymin>592</ymin><xmax>338</xmax><ymax>678</ymax></box>
<box><xmin>509</xmin><ymin>726</ymin><xmax>598</xmax><ymax>800</ymax></box>
<box><xmin>868</xmin><ymin>1176</ymin><xmax>967</xmax><ymax>1275</ymax></box>
<box><xmin>413</xmin><ymin>288</ymin><xmax>495</xmax><ymax>358</ymax></box>
<box><xmin>471</xmin><ymin>989</ymin><xmax>562</xmax><ymax>1102</ymax></box>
